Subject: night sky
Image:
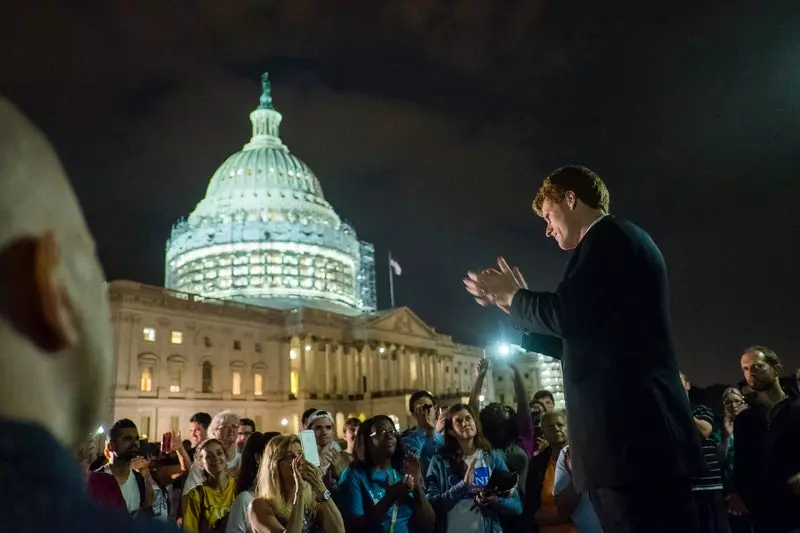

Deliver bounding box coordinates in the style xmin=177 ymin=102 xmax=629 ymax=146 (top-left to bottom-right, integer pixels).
xmin=2 ymin=1 xmax=798 ymax=386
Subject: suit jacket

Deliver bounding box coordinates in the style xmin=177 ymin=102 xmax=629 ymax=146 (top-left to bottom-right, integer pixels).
xmin=509 ymin=215 xmax=703 ymax=491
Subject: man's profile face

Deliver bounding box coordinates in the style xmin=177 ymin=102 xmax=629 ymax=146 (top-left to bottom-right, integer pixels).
xmin=540 ymin=197 xmax=580 ymax=250
xmin=740 ymin=350 xmax=778 ymax=391
xmin=679 ymin=373 xmax=691 ymax=395
xmin=188 ymin=422 xmax=207 ymax=446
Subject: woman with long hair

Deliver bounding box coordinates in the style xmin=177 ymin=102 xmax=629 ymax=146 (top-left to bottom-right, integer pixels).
xmin=249 ymin=434 xmax=345 ymax=533
xmin=226 ymin=432 xmax=279 ymax=533
xmin=425 ymin=404 xmax=521 ymax=533
xmin=183 ymin=438 xmax=237 ymax=533
xmin=338 ymin=415 xmax=435 ymax=533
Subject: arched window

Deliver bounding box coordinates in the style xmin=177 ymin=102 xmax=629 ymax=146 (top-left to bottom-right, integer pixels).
xmin=140 ymin=367 xmax=153 ymax=392
xmin=232 ymin=371 xmax=242 ymax=396
xmin=290 ymin=370 xmax=299 ymax=399
xmin=202 ymin=361 xmax=213 ymax=393
xmin=167 ymin=355 xmax=186 ymax=393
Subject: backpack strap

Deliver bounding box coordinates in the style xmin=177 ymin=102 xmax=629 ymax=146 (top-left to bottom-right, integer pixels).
xmin=132 ymin=469 xmax=147 ymax=511
xmin=198 ymin=485 xmax=207 ymax=532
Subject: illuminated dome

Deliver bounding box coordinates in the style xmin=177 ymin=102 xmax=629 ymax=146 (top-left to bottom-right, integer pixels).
xmin=165 ymin=73 xmax=376 ymax=314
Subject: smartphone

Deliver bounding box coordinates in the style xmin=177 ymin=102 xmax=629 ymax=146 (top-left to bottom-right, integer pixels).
xmin=299 ymin=429 xmax=320 ymax=466
xmin=161 ymin=432 xmax=172 ymax=456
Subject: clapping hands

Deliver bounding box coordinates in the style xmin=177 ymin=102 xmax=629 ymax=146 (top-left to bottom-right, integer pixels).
xmin=464 ymin=257 xmax=528 ymax=313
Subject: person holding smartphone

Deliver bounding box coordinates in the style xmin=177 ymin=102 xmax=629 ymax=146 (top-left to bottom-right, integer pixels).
xmin=249 ymin=435 xmax=345 ymax=533
xmin=426 ymin=404 xmax=522 ymax=533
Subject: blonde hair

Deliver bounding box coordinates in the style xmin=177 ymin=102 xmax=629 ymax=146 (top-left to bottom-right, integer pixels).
xmin=253 ymin=434 xmax=315 ymax=521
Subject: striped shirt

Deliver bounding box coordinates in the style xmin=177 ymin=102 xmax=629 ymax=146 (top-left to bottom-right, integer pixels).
xmin=690 ymin=404 xmax=723 ymax=491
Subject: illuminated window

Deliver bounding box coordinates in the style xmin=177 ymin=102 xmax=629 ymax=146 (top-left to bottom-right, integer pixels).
xmin=170 ymin=416 xmax=180 ymax=433
xmin=170 ymin=331 xmax=183 ymax=344
xmin=290 ymin=370 xmax=299 ymax=398
xmin=232 ymin=372 xmax=242 ymax=396
xmin=254 ymin=373 xmax=263 ymax=396
xmin=202 ymin=362 xmax=213 ymax=393
xmin=169 ymin=364 xmax=182 ymax=392
xmin=140 ymin=367 xmax=153 ymax=392
xmin=141 ymin=416 xmax=151 ymax=441
xmin=143 ymin=328 xmax=156 ymax=342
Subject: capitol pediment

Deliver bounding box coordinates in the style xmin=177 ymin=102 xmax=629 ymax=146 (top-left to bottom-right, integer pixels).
xmin=364 ymin=307 xmax=437 ymax=340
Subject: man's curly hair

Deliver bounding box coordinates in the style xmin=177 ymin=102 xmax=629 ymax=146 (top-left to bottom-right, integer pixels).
xmin=533 ymin=165 xmax=610 ymax=216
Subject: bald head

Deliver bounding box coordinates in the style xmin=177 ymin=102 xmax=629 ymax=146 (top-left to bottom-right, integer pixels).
xmin=0 ymin=97 xmax=112 ymax=450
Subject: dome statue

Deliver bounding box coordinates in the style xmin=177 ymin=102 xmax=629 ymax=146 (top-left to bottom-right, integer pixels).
xmin=165 ymin=73 xmax=376 ymax=315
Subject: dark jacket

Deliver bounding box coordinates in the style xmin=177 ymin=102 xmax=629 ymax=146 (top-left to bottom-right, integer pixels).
xmin=734 ymin=390 xmax=800 ymax=531
xmin=0 ymin=419 xmax=177 ymax=533
xmin=509 ymin=215 xmax=704 ymax=491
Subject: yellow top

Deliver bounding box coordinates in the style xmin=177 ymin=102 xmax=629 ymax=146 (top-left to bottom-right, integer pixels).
xmin=540 ymin=458 xmax=576 ymax=533
xmin=183 ymin=477 xmax=237 ymax=533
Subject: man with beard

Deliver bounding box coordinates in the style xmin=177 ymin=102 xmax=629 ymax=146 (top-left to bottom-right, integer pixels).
xmin=236 ymin=417 xmax=256 ymax=453
xmin=0 ymin=97 xmax=175 ymax=532
xmin=733 ymin=346 xmax=800 ymax=533
xmin=99 ymin=418 xmax=153 ymax=517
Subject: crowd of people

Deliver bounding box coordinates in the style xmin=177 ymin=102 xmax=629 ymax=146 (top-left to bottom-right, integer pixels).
xmin=72 ymin=346 xmax=800 ymax=533
xmin=1 ymin=98 xmax=799 ymax=533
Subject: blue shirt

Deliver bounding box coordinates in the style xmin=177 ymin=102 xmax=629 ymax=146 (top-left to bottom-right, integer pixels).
xmin=338 ymin=466 xmax=414 ymax=533
xmin=0 ymin=419 xmax=178 ymax=533
xmin=401 ymin=427 xmax=444 ymax=476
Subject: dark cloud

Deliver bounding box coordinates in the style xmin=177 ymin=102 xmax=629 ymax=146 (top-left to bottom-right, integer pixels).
xmin=1 ymin=0 xmax=799 ymax=385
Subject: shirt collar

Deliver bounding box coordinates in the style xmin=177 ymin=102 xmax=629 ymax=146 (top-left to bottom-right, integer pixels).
xmin=585 ymin=214 xmax=609 ymax=236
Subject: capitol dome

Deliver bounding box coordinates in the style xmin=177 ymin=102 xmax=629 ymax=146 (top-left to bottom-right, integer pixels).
xmin=165 ymin=73 xmax=376 ymax=315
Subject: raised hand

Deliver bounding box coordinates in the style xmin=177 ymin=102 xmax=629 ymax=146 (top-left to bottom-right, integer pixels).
xmin=464 ymin=257 xmax=526 ymax=314
xmin=298 ymin=457 xmax=326 ymax=491
xmin=404 ymin=454 xmax=423 ymax=487
xmin=291 ymin=456 xmax=305 ymax=505
xmin=130 ymin=457 xmax=151 ymax=480
xmin=475 ymin=358 xmax=489 ymax=378
xmin=163 ymin=430 xmax=182 ymax=454
xmin=464 ymin=456 xmax=479 ymax=485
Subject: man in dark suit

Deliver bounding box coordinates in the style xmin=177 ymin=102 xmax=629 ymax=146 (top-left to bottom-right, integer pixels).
xmin=464 ymin=165 xmax=704 ymax=533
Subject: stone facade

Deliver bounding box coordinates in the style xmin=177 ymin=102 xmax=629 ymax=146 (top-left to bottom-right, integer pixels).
xmin=107 ymin=280 xmax=489 ymax=439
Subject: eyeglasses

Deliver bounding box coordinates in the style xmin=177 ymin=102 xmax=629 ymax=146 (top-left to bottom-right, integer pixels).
xmin=369 ymin=428 xmax=399 ymax=440
xmin=453 ymin=415 xmax=474 ymax=427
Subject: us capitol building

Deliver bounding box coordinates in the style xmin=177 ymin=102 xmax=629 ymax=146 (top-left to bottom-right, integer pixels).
xmin=107 ymin=73 xmax=562 ymax=438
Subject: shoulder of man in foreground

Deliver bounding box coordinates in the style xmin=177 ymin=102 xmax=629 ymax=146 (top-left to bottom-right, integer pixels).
xmin=4 ymin=502 xmax=180 ymax=533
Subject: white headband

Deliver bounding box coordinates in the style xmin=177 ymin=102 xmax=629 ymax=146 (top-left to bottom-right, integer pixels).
xmin=306 ymin=410 xmax=334 ymax=427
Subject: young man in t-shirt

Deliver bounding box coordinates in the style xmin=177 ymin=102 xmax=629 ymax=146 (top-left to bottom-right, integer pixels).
xmin=100 ymin=418 xmax=153 ymax=517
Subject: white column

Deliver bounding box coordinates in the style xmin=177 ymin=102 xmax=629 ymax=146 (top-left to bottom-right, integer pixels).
xmin=325 ymin=343 xmax=332 ymax=394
